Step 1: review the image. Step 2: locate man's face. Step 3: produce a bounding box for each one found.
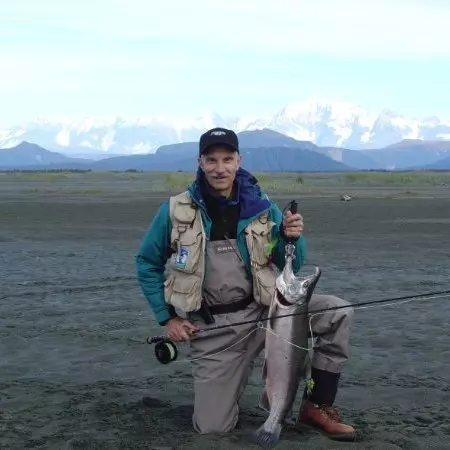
[198,146,241,195]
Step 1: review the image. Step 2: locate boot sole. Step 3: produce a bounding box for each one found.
[294,421,356,442]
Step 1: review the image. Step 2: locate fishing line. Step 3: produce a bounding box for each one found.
[277,291,450,352]
[157,315,316,365]
[147,289,450,365]
[165,327,260,364]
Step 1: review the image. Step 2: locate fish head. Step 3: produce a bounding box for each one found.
[275,265,321,306]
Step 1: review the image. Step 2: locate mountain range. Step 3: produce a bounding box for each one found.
[2,100,450,161]
[1,129,450,172]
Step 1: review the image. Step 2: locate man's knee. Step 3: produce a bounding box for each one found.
[327,295,354,322]
[192,403,238,434]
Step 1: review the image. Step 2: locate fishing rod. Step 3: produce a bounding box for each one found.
[146,197,450,365]
[146,288,450,364]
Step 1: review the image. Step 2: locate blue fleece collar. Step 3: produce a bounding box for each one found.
[189,167,271,219]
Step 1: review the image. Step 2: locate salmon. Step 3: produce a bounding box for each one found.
[254,242,321,449]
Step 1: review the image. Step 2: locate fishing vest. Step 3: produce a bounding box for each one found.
[164,190,278,312]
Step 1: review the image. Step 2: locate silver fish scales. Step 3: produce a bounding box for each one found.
[254,242,321,449]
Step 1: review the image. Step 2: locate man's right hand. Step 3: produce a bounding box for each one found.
[164,317,199,342]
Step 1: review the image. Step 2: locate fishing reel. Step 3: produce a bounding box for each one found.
[147,336,178,365]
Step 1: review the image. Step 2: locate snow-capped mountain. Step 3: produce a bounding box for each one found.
[1,99,450,157]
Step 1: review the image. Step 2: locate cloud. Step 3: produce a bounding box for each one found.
[3,0,450,59]
[139,0,450,58]
[1,0,450,124]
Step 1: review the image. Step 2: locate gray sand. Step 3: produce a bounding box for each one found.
[1,177,450,449]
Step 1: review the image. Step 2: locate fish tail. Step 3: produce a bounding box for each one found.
[254,422,282,449]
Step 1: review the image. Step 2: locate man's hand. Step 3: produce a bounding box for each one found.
[164,317,199,342]
[282,210,304,239]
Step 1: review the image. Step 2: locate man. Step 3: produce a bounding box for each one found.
[136,127,355,441]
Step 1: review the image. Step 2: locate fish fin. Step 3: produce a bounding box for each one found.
[254,423,282,449]
[258,386,270,412]
[258,362,270,411]
[267,298,279,330]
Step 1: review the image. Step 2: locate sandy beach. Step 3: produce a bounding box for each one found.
[1,172,449,449]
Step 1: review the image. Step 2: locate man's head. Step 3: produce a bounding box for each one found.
[198,127,242,197]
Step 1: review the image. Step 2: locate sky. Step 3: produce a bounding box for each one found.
[1,0,450,126]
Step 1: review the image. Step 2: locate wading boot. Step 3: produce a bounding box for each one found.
[296,399,356,441]
[296,367,355,441]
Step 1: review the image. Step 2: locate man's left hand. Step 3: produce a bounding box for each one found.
[282,210,304,239]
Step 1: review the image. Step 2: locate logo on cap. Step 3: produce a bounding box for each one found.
[210,130,226,136]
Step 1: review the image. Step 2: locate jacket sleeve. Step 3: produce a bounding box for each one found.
[135,200,176,325]
[269,200,307,273]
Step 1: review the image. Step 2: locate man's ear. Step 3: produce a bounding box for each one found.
[197,156,203,171]
[236,154,242,169]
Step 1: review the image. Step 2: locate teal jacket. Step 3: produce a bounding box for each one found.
[136,167,307,325]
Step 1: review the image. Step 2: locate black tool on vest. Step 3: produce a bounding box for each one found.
[282,199,298,244]
[289,200,298,215]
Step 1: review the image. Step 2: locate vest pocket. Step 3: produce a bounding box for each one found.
[245,217,277,306]
[164,273,202,311]
[252,265,277,306]
[247,226,273,267]
[170,228,202,274]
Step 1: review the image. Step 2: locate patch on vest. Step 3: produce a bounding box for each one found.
[174,247,189,268]
[213,242,235,254]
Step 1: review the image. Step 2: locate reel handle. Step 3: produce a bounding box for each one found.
[147,335,167,344]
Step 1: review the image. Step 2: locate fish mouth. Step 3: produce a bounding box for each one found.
[275,265,321,306]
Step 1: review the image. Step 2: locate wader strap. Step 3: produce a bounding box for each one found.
[190,295,255,325]
[207,295,254,315]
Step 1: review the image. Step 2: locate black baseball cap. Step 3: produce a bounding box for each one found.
[199,127,239,156]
